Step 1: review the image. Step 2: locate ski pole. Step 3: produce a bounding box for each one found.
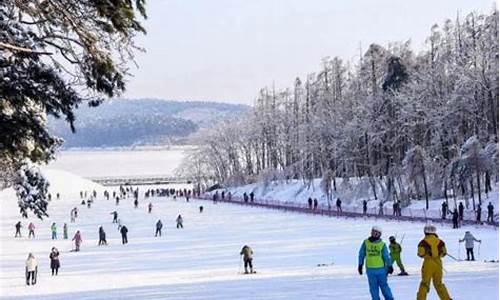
[400,233,405,245]
[458,241,461,260]
[446,253,461,262]
[478,242,481,259]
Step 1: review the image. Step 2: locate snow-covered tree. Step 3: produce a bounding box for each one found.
[14,162,50,219]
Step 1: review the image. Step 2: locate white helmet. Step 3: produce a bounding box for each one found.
[424,224,436,234]
[372,226,382,234]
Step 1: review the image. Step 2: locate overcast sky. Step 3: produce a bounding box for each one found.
[123,0,495,104]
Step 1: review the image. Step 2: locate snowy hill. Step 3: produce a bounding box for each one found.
[0,170,498,299]
[48,99,249,148]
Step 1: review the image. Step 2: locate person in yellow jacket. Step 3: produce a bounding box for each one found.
[416,224,453,300]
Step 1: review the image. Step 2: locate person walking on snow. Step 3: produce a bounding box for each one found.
[120,225,128,244]
[49,247,60,275]
[111,211,118,223]
[458,202,464,221]
[441,202,448,219]
[336,198,342,213]
[28,222,35,238]
[388,236,407,275]
[240,245,254,274]
[363,200,368,215]
[487,202,494,223]
[72,230,82,251]
[459,231,481,261]
[451,209,459,229]
[15,221,22,237]
[98,226,107,245]
[308,198,313,209]
[25,253,38,285]
[313,198,318,210]
[63,223,68,239]
[155,220,163,237]
[476,205,482,224]
[416,224,452,300]
[51,223,57,240]
[148,202,153,213]
[176,215,183,229]
[358,226,394,300]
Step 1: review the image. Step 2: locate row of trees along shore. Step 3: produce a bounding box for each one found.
[180,9,499,211]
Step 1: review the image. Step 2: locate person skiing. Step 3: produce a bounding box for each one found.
[25,253,38,285]
[120,225,128,244]
[240,245,254,274]
[363,200,368,215]
[28,222,35,238]
[459,231,481,261]
[115,196,120,205]
[134,198,139,209]
[358,226,394,300]
[63,223,68,239]
[51,223,57,240]
[416,224,452,300]
[451,209,459,229]
[155,220,163,237]
[199,206,204,213]
[111,211,118,223]
[148,202,153,213]
[487,202,494,223]
[308,198,313,209]
[458,202,464,221]
[176,215,183,229]
[313,198,318,210]
[441,201,448,219]
[49,247,60,276]
[15,221,22,238]
[476,204,482,224]
[98,226,107,245]
[72,231,82,251]
[388,236,407,275]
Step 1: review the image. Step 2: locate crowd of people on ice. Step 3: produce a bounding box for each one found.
[13,185,493,300]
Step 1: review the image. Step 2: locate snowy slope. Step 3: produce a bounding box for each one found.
[0,170,498,299]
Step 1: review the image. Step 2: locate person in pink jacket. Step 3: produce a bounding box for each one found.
[72,231,82,252]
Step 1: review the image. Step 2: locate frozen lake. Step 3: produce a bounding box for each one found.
[46,147,192,178]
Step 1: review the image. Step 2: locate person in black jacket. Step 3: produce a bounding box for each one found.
[120,225,128,244]
[452,209,459,229]
[98,226,107,245]
[49,247,60,275]
[487,202,495,223]
[458,202,464,221]
[155,220,163,237]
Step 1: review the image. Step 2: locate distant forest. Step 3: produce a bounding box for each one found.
[48,99,249,148]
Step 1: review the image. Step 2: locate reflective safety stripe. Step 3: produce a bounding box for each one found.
[365,239,385,268]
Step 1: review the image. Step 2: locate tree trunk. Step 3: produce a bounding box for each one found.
[470,178,475,210]
[422,170,429,210]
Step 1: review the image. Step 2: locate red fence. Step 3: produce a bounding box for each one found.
[199,195,499,227]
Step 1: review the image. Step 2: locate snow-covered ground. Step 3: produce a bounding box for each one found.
[0,170,498,299]
[46,147,190,178]
[214,178,500,221]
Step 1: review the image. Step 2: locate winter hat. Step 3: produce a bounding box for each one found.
[423,224,436,234]
[372,226,382,234]
[389,236,396,241]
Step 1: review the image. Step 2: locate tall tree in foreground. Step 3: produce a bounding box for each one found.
[1,0,147,218]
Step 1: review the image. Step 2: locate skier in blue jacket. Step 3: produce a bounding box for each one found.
[358,225,394,300]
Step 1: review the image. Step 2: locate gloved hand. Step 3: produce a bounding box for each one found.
[387,266,394,275]
[358,265,363,275]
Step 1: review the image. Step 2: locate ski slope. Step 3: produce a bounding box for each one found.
[0,170,498,299]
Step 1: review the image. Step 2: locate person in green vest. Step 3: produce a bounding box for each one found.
[50,223,57,240]
[358,226,394,300]
[388,236,408,276]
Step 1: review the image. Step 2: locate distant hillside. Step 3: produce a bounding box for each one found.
[48,99,249,148]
